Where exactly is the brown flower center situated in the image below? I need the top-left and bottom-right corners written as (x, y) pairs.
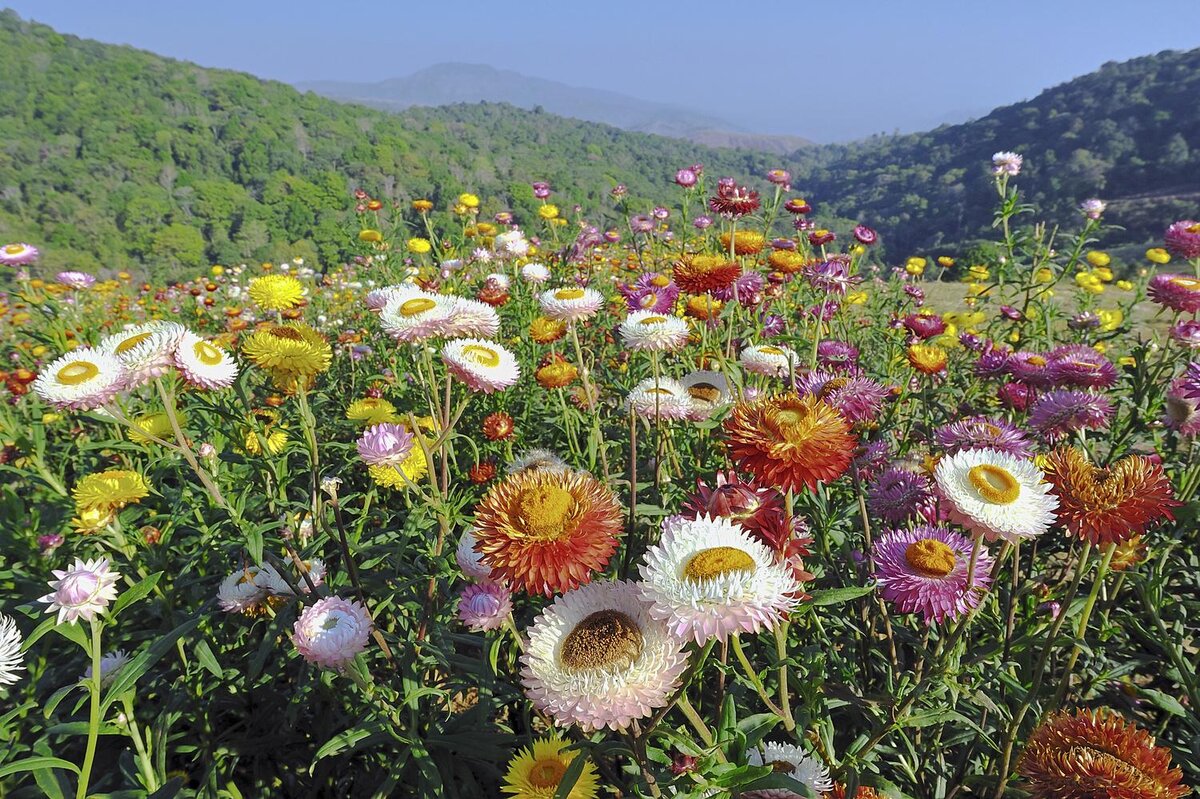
top-left (516, 485), bottom-right (575, 540)
top-left (683, 546), bottom-right (756, 582)
top-left (527, 757), bottom-right (567, 789)
top-left (57, 361), bottom-right (99, 385)
top-left (769, 760), bottom-right (795, 774)
top-left (269, 326), bottom-right (304, 341)
top-left (399, 297), bottom-right (437, 316)
top-left (905, 539), bottom-right (957, 577)
top-left (687, 383), bottom-right (721, 403)
top-left (559, 609), bottom-right (643, 671)
top-left (968, 464), bottom-right (1021, 504)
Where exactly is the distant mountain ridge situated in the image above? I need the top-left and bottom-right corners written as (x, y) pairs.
top-left (296, 63), bottom-right (813, 155)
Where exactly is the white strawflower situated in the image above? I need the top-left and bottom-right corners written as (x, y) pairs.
top-left (626, 377), bottom-right (693, 421)
top-left (740, 344), bottom-right (800, 378)
top-left (33, 349), bottom-right (127, 411)
top-left (934, 448), bottom-right (1058, 543)
top-left (293, 596), bottom-right (372, 669)
top-left (619, 311), bottom-right (690, 352)
top-left (38, 558), bottom-right (121, 625)
top-left (0, 613), bottom-right (24, 686)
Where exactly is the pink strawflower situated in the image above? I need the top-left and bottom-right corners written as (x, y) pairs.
top-left (991, 151), bottom-right (1023, 176)
top-left (1028, 390), bottom-right (1113, 441)
top-left (457, 581), bottom-right (512, 632)
top-left (872, 526), bottom-right (994, 624)
top-left (56, 271), bottom-right (95, 289)
top-left (1148, 273), bottom-right (1200, 313)
top-left (293, 596), bottom-right (372, 669)
top-left (1164, 378), bottom-right (1200, 436)
top-left (794, 371), bottom-right (889, 425)
top-left (868, 466), bottom-right (937, 526)
top-left (1170, 320), bottom-right (1200, 348)
top-left (356, 422), bottom-right (414, 467)
top-left (0, 243), bottom-right (39, 266)
top-left (1045, 345), bottom-right (1117, 389)
top-left (1164, 220), bottom-right (1200, 260)
top-left (456, 528), bottom-right (492, 580)
top-left (38, 557), bottom-right (121, 625)
top-left (934, 416), bottom-right (1034, 458)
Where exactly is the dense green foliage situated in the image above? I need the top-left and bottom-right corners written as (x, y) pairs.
top-left (1, 10), bottom-right (1199, 278)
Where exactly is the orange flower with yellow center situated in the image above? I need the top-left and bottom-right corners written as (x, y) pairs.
top-left (1018, 708), bottom-right (1190, 799)
top-left (719, 230), bottom-right (766, 255)
top-left (673, 255), bottom-right (741, 295)
top-left (724, 394), bottom-right (856, 493)
top-left (473, 470), bottom-right (623, 596)
top-left (907, 344), bottom-right (948, 375)
top-left (684, 295), bottom-right (722, 321)
top-left (536, 358), bottom-right (578, 389)
top-left (767, 250), bottom-right (809, 274)
top-left (1043, 447), bottom-right (1179, 547)
top-left (530, 316), bottom-right (567, 344)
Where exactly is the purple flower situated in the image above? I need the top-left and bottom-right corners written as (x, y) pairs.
top-left (356, 423), bottom-right (414, 467)
top-left (853, 439), bottom-right (892, 481)
top-left (974, 343), bottom-right (1011, 378)
top-left (531, 181), bottom-right (551, 199)
top-left (1079, 198), bottom-right (1106, 220)
top-left (817, 340), bottom-right (859, 370)
top-left (674, 168), bottom-right (697, 188)
top-left (611, 184), bottom-right (628, 198)
top-left (759, 314), bottom-right (785, 338)
top-left (1171, 320), bottom-right (1200, 348)
top-left (56, 271), bottom-right (95, 289)
top-left (0, 243), bottom-right (39, 266)
top-left (629, 214), bottom-right (655, 234)
top-left (934, 416), bottom-right (1034, 458)
top-left (1045, 344), bottom-right (1117, 389)
top-left (803, 260), bottom-right (858, 295)
top-left (603, 229), bottom-right (621, 243)
top-left (771, 238), bottom-right (796, 251)
top-left (1164, 220), bottom-right (1200, 260)
top-left (712, 271), bottom-right (764, 303)
top-left (1006, 352), bottom-right (1053, 387)
top-left (652, 206), bottom-right (669, 220)
top-left (457, 581), bottom-right (513, 632)
top-left (1148, 273), bottom-right (1200, 313)
top-left (998, 381), bottom-right (1034, 411)
top-left (765, 169), bottom-right (791, 190)
top-left (1068, 311), bottom-right (1101, 331)
top-left (868, 467), bottom-right (937, 526)
top-left (903, 313), bottom-right (946, 340)
top-left (1028, 390), bottom-right (1113, 441)
top-left (853, 225), bottom-right (878, 245)
top-left (693, 215), bottom-right (713, 230)
top-left (872, 526), bottom-right (994, 623)
top-left (904, 284), bottom-right (926, 306)
top-left (795, 371), bottom-right (889, 425)
top-left (1164, 378), bottom-right (1200, 436)
top-left (619, 273), bottom-right (679, 313)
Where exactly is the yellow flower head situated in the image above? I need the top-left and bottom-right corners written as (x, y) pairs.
top-left (346, 397), bottom-right (400, 426)
top-left (248, 274), bottom-right (305, 312)
top-left (1034, 267), bottom-right (1054, 284)
top-left (243, 323), bottom-right (332, 378)
top-left (937, 256), bottom-right (955, 268)
top-left (412, 199), bottom-right (434, 213)
top-left (1097, 308), bottom-right (1123, 332)
top-left (128, 411), bottom-right (183, 445)
top-left (538, 204), bottom-right (560, 220)
top-left (1086, 251), bottom-right (1110, 268)
top-left (907, 343), bottom-right (947, 375)
top-left (244, 427), bottom-right (288, 456)
top-left (845, 290), bottom-right (868, 305)
top-left (407, 238), bottom-right (432, 254)
top-left (458, 193), bottom-right (480, 209)
top-left (1116, 280), bottom-right (1133, 291)
top-left (501, 735), bottom-right (599, 799)
top-left (1093, 267), bottom-right (1114, 283)
top-left (369, 446), bottom-right (429, 489)
top-left (1146, 247), bottom-right (1171, 265)
top-left (967, 265), bottom-right (990, 282)
top-left (74, 470), bottom-right (150, 515)
top-left (358, 229), bottom-right (383, 243)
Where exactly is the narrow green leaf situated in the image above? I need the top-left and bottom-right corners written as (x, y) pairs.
top-left (109, 572), bottom-right (163, 619)
top-left (0, 756), bottom-right (81, 777)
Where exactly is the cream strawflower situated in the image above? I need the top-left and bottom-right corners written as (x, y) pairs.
top-left (99, 321), bottom-right (186, 386)
top-left (293, 596), bottom-right (372, 669)
top-left (379, 289), bottom-right (456, 342)
top-left (174, 331), bottom-right (239, 389)
top-left (442, 338), bottom-right (520, 393)
top-left (934, 448), bottom-right (1059, 543)
top-left (538, 286), bottom-right (603, 323)
top-left (680, 370), bottom-right (732, 421)
top-left (445, 297), bottom-right (501, 338)
top-left (626, 377), bottom-right (693, 421)
top-left (740, 344), bottom-right (801, 378)
top-left (0, 613), bottom-right (24, 686)
top-left (639, 515), bottom-right (799, 643)
top-left (619, 310), bottom-right (690, 352)
top-left (506, 449), bottom-right (570, 476)
top-left (33, 348), bottom-right (126, 410)
top-left (217, 568), bottom-right (270, 614)
top-left (521, 262), bottom-right (551, 283)
top-left (456, 528), bottom-right (493, 580)
top-left (520, 580), bottom-right (688, 731)
top-left (744, 742), bottom-right (833, 798)
top-left (38, 557), bottom-right (121, 625)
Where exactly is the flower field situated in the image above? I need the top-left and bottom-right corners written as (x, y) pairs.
top-left (0, 157), bottom-right (1198, 798)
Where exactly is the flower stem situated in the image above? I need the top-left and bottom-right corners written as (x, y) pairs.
top-left (77, 619), bottom-right (103, 799)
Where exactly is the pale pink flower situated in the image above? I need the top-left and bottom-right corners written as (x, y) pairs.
top-left (38, 558), bottom-right (121, 625)
top-left (293, 597), bottom-right (372, 669)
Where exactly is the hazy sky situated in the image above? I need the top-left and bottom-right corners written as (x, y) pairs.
top-left (6, 0), bottom-right (1199, 142)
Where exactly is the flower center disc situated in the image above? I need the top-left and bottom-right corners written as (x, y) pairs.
top-left (759, 346), bottom-right (784, 356)
top-left (687, 383), bottom-right (721, 403)
top-left (555, 288), bottom-right (585, 301)
top-left (1169, 276), bottom-right (1200, 290)
top-left (269, 326), bottom-right (304, 341)
top-left (559, 609), bottom-right (643, 672)
top-left (650, 275), bottom-right (670, 287)
top-left (638, 316), bottom-right (668, 325)
top-left (462, 345), bottom-right (500, 368)
top-left (638, 293), bottom-right (658, 308)
top-left (114, 332), bottom-right (152, 354)
top-left (399, 297), bottom-right (436, 316)
top-left (528, 758), bottom-right (568, 789)
top-left (516, 485), bottom-right (576, 540)
top-left (3, 244), bottom-right (23, 254)
top-left (1027, 356), bottom-right (1047, 367)
top-left (1187, 223), bottom-right (1200, 234)
top-left (683, 546), bottom-right (756, 582)
top-left (770, 760), bottom-right (796, 774)
top-left (905, 539), bottom-right (957, 577)
top-left (968, 464), bottom-right (1022, 504)
top-left (194, 341), bottom-right (224, 366)
top-left (57, 361), bottom-right (99, 385)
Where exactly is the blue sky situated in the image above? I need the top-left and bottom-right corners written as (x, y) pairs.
top-left (6, 0), bottom-right (1198, 141)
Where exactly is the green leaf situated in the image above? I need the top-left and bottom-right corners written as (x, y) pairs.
top-left (310, 721), bottom-right (392, 772)
top-left (0, 757), bottom-right (81, 778)
top-left (100, 616), bottom-right (202, 712)
top-left (109, 572), bottom-right (163, 619)
top-left (807, 586), bottom-right (873, 606)
top-left (553, 750), bottom-right (589, 799)
top-left (193, 639), bottom-right (223, 679)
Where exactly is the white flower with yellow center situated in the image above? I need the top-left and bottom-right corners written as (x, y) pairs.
top-left (445, 296), bottom-right (500, 338)
top-left (520, 580), bottom-right (689, 731)
top-left (538, 286), bottom-right (603, 323)
top-left (33, 348), bottom-right (126, 410)
top-left (442, 338), bottom-right (520, 393)
top-left (619, 310), bottom-right (690, 352)
top-left (100, 321), bottom-right (186, 386)
top-left (934, 448), bottom-right (1058, 543)
top-left (740, 344), bottom-right (801, 377)
top-left (174, 331), bottom-right (239, 389)
top-left (744, 741), bottom-right (833, 798)
top-left (680, 370), bottom-right (732, 421)
top-left (625, 377), bottom-right (693, 421)
top-left (379, 289), bottom-right (456, 342)
top-left (639, 515), bottom-right (799, 643)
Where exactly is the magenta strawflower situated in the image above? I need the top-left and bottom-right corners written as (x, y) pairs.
top-left (816, 340), bottom-right (859, 370)
top-left (853, 224), bottom-right (878, 245)
top-left (457, 581), bottom-right (513, 632)
top-left (1164, 378), bottom-right (1200, 436)
top-left (1170, 320), bottom-right (1200, 348)
top-left (867, 466), bottom-right (937, 526)
top-left (356, 422), bottom-right (414, 467)
top-left (682, 471), bottom-right (797, 551)
top-left (1045, 345), bottom-right (1117, 389)
top-left (38, 557), bottom-right (121, 625)
top-left (1006, 351), bottom-right (1054, 387)
top-left (674, 168), bottom-right (698, 188)
top-left (708, 178), bottom-right (760, 218)
top-left (1148, 273), bottom-right (1200, 313)
top-left (1029, 390), bottom-right (1114, 441)
top-left (794, 371), bottom-right (889, 425)
top-left (1164, 220), bottom-right (1200, 259)
top-left (0, 242), bottom-right (39, 266)
top-left (293, 596), bottom-right (372, 669)
top-left (934, 416), bottom-right (1034, 458)
top-left (872, 526), bottom-right (994, 623)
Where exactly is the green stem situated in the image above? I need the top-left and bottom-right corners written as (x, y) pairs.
top-left (730, 635), bottom-right (785, 717)
top-left (77, 619), bottom-right (103, 799)
top-left (1050, 541), bottom-right (1117, 710)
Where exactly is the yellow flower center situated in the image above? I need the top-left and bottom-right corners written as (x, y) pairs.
top-left (774, 408), bottom-right (805, 428)
top-left (57, 360), bottom-right (99, 385)
top-left (638, 316), bottom-right (668, 325)
top-left (461, 344), bottom-right (500, 368)
top-left (770, 760), bottom-right (796, 774)
top-left (683, 546), bottom-right (756, 582)
top-left (559, 609), bottom-right (644, 672)
top-left (650, 275), bottom-right (670, 287)
top-left (984, 424), bottom-right (1003, 436)
top-left (905, 538), bottom-right (957, 577)
top-left (646, 387), bottom-right (674, 395)
top-left (399, 297), bottom-right (437, 316)
top-left (193, 340), bottom-right (224, 366)
top-left (968, 464), bottom-right (1021, 504)
top-left (1169, 276), bottom-right (1200, 290)
top-left (554, 288), bottom-right (585, 301)
top-left (638, 292), bottom-right (658, 308)
top-left (758, 346), bottom-right (785, 356)
top-left (269, 326), bottom-right (305, 341)
top-left (3, 244), bottom-right (23, 254)
top-left (1027, 355), bottom-right (1047, 367)
top-left (114, 332), bottom-right (152, 354)
top-left (687, 383), bottom-right (721, 403)
top-left (1187, 223), bottom-right (1200, 234)
top-left (527, 757), bottom-right (568, 789)
top-left (516, 485), bottom-right (576, 540)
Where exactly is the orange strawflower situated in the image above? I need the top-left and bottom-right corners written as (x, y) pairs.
top-left (724, 394), bottom-right (856, 493)
top-left (530, 316), bottom-right (567, 344)
top-left (482, 411), bottom-right (515, 441)
top-left (673, 255), bottom-right (741, 295)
